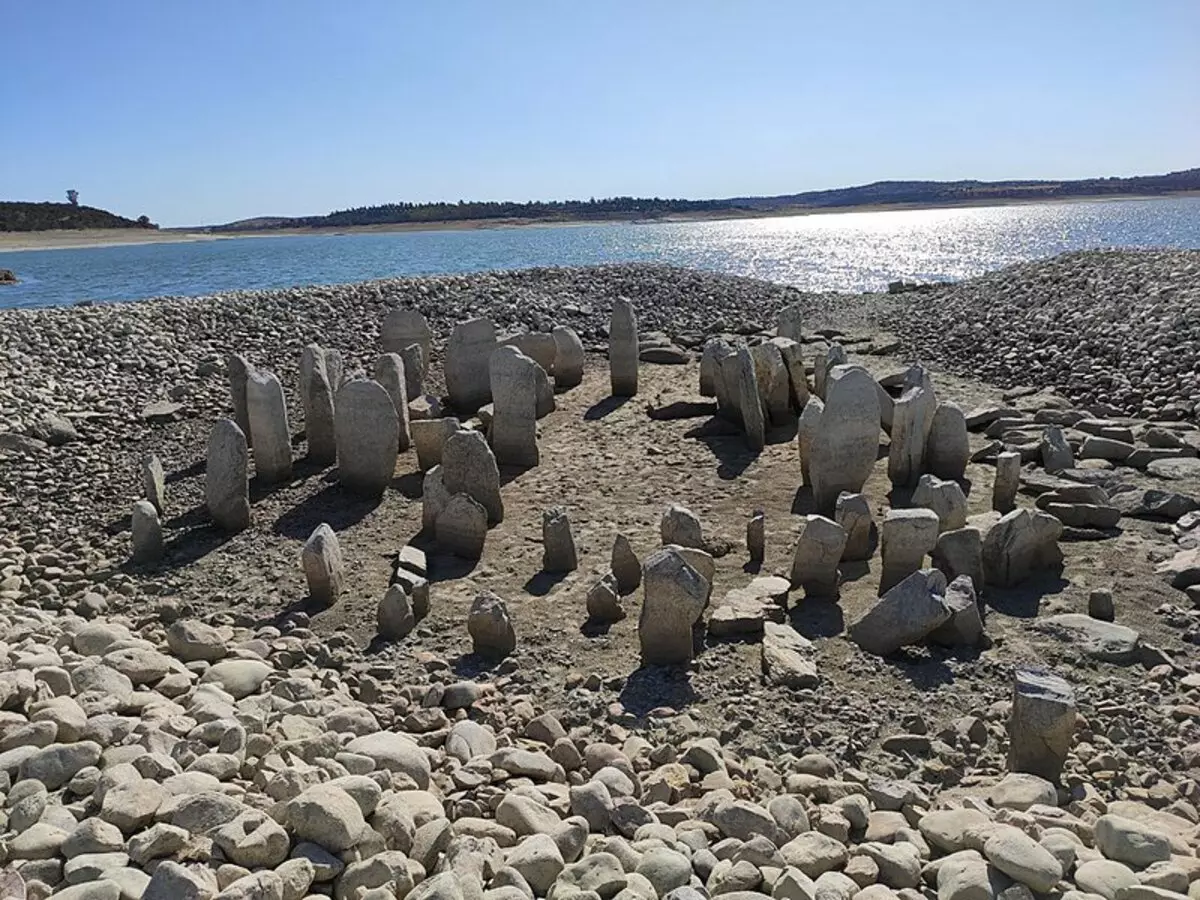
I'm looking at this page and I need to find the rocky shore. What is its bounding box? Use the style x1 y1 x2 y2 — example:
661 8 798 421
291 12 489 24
1 253 1200 900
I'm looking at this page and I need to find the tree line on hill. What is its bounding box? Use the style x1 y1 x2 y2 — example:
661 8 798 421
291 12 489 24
0 202 157 232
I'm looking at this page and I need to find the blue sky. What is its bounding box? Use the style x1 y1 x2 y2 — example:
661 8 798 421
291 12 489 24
3 1 1197 227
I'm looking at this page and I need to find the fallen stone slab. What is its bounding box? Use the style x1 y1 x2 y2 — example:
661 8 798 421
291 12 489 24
1035 613 1141 664
848 569 951 656
1148 457 1200 480
761 622 819 688
1042 502 1121 529
1110 488 1199 520
1158 548 1200 590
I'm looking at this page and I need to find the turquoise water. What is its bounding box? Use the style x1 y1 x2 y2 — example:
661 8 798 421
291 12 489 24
2 197 1198 310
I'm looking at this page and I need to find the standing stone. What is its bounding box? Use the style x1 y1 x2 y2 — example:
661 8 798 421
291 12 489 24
639 549 708 666
812 347 829 401
880 508 941 594
1041 426 1074 473
130 500 164 564
302 523 344 606
797 397 825 487
372 354 414 453
469 591 516 658
928 402 970 481
206 418 250 532
877 382 896 433
789 515 847 596
378 585 415 640
412 417 461 472
931 527 985 594
436 494 488 560
543 507 579 573
490 346 540 468
247 370 292 483
1008 668 1076 781
609 298 639 397
381 308 432 378
587 574 625 623
773 337 811 411
227 353 255 445
532 359 556 418
446 318 498 413
747 510 765 565
552 326 585 389
422 465 450 531
700 338 731 398
508 332 558 375
612 534 641 594
443 429 503 524
888 366 937 488
300 346 337 464
707 340 739 418
751 342 791 426
334 380 400 497
810 366 881 513
982 508 1064 587
715 350 744 424
735 347 766 451
993 451 1022 514
777 304 803 342
912 474 969 532
661 504 704 550
399 344 425 401
142 453 166 514
835 492 873 562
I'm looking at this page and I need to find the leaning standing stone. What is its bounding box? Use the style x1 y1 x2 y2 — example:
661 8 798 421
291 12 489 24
130 500 164 564
552 326 585 389
300 345 337 464
490 346 540 468
206 418 250 532
1008 667 1076 781
334 380 399 497
810 366 881 513
612 533 641 594
609 298 639 397
443 428 504 524
247 370 292 483
381 308 431 378
639 548 708 666
445 317 498 413
372 353 414 453
927 402 970 481
399 343 425 401
142 452 166 514
835 492 873 562
735 347 766 450
993 451 1022 514
302 523 344 606
227 353 255 445
880 508 941 594
789 515 847 595
469 590 516 658
543 507 578 573
436 494 488 559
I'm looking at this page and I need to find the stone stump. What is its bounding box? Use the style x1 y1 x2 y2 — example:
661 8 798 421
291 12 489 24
928 402 970 481
227 353 255 445
552 326 585 389
490 346 540 468
810 366 881 513
443 429 503 524
661 504 704 550
247 370 292 484
1041 425 1074 473
412 417 461 472
835 492 873 561
609 298 639 397
542 507 578 573
912 474 969 532
587 574 625 623
381 308 432 378
334 380 399 497
1008 667 1076 781
130 500 164 564
378 585 415 640
931 527 984 594
436 494 488 560
612 534 641 594
993 451 1022 513
142 452 166 514
789 515 847 596
747 510 765 565
371 354 414 453
302 523 344 606
639 549 708 666
445 318 497 413
735 347 766 451
206 418 251 533
880 508 940 594
300 345 337 464
982 508 1063 587
777 304 803 342
888 366 937 488
469 591 516 658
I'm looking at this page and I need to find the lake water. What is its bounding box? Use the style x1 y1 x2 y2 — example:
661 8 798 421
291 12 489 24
2 197 1198 310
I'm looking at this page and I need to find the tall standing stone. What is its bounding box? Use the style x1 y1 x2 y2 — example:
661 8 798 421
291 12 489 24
443 429 503 524
542 507 579 573
552 326 585 389
399 344 425 401
777 304 803 343
835 492 873 561
421 465 450 531
789 515 847 596
372 354 413 453
130 500 164 564
639 549 707 666
227 353 255 446
206 418 250 533
446 318 497 413
715 349 743 424
381 308 432 379
490 346 540 468
751 342 791 426
334 380 399 497
300 345 337 464
735 347 766 451
247 370 292 484
797 397 825 486
609 298 639 397
1008 668 1076 781
880 508 940 594
928 402 970 481
700 338 730 398
302 523 344 606
810 366 881 513
993 451 1021 514
888 366 937 488
142 452 166 514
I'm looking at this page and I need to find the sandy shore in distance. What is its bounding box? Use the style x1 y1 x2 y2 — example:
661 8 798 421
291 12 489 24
2 191 1195 253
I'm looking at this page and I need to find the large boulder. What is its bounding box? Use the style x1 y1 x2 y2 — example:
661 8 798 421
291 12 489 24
981 508 1063 587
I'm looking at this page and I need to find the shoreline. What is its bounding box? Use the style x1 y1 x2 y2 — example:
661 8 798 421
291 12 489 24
1 190 1196 254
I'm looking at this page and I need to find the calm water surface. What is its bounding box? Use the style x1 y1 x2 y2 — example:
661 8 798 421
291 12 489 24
2 197 1198 310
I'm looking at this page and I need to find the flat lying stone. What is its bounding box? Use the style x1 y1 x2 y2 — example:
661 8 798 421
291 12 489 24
1035 614 1141 663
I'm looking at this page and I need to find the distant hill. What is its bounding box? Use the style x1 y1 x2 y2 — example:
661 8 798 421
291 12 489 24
213 167 1200 232
0 202 155 232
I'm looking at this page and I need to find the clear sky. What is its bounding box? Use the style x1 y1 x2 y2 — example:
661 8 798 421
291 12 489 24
4 0 1197 227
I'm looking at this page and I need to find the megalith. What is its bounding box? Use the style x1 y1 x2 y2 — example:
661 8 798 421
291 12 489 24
381 308 432 379
887 365 937 488
552 326 585 389
490 346 540 468
542 507 579 573
246 370 292 484
302 523 344 606
300 344 337 464
810 365 881 513
443 428 504 524
227 353 255 445
372 353 414 452
777 303 803 343
993 451 1022 513
927 402 970 481
789 515 847 596
880 508 940 594
437 494 488 560
334 379 399 497
735 347 766 451
445 317 497 413
609 298 639 397
1008 667 1076 781
835 492 873 562
130 500 164 564
206 418 251 533
639 548 708 666
411 417 461 472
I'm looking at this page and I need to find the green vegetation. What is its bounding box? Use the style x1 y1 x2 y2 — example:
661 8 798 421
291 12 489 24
0 202 157 232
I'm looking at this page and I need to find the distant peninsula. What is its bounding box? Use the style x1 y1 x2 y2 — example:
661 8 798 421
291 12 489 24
211 167 1200 232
